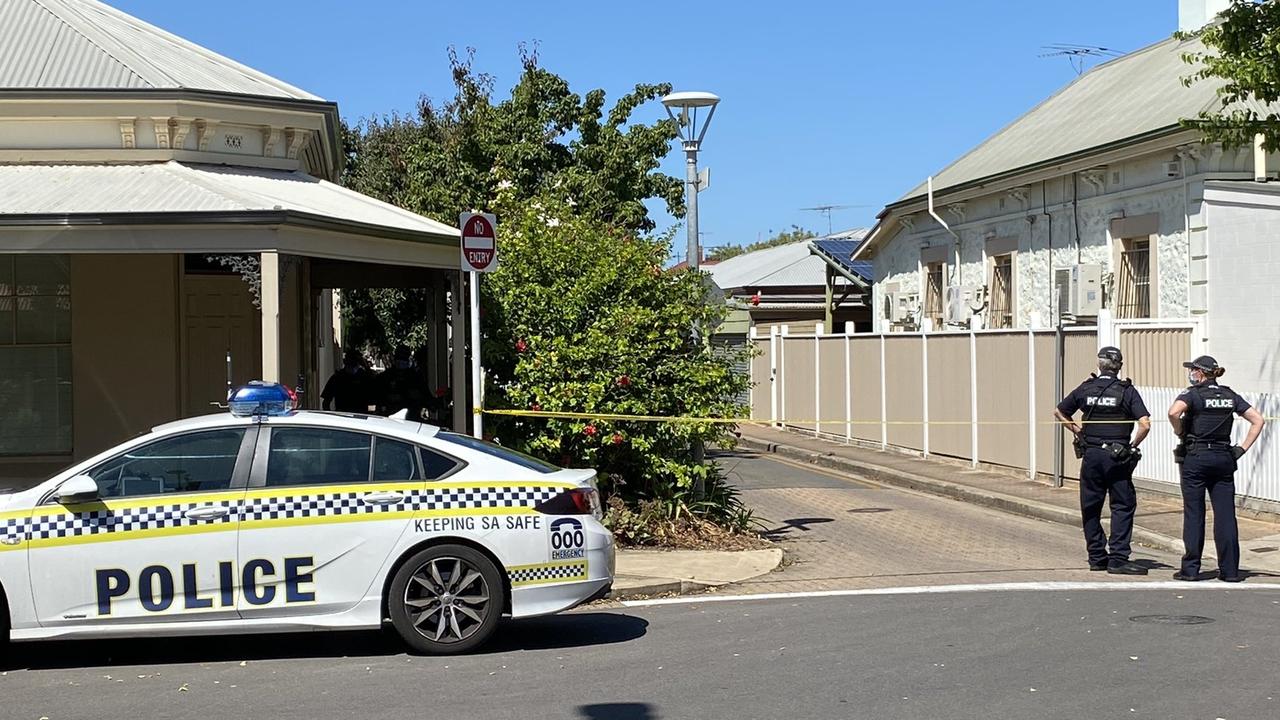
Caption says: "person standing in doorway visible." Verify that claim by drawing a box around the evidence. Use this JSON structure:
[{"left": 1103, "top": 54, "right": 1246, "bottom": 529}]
[
  {"left": 322, "top": 348, "right": 372, "bottom": 413},
  {"left": 378, "top": 345, "right": 426, "bottom": 421},
  {"left": 1168, "top": 356, "right": 1265, "bottom": 583},
  {"left": 1053, "top": 346, "right": 1152, "bottom": 575}
]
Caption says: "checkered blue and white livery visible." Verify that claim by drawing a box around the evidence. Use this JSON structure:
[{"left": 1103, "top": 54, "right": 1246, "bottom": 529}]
[{"left": 12, "top": 484, "right": 567, "bottom": 543}]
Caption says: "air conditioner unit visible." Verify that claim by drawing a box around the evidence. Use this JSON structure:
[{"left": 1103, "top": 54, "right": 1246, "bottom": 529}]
[
  {"left": 887, "top": 291, "right": 919, "bottom": 324},
  {"left": 1054, "top": 264, "right": 1102, "bottom": 319},
  {"left": 945, "top": 285, "right": 985, "bottom": 326}
]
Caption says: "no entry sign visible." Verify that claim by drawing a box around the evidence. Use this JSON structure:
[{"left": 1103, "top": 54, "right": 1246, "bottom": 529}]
[{"left": 460, "top": 212, "right": 498, "bottom": 272}]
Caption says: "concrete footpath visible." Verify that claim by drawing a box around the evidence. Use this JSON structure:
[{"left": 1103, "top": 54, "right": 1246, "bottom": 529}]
[
  {"left": 609, "top": 547, "right": 783, "bottom": 599},
  {"left": 737, "top": 424, "right": 1280, "bottom": 575}
]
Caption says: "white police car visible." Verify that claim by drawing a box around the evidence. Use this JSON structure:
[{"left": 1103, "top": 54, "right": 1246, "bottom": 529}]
[{"left": 0, "top": 382, "right": 614, "bottom": 654}]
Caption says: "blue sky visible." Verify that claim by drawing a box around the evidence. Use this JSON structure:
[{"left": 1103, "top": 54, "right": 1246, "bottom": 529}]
[{"left": 113, "top": 0, "right": 1177, "bottom": 251}]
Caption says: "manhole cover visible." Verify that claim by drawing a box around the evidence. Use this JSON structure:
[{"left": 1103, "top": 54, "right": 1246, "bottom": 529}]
[{"left": 1129, "top": 615, "right": 1215, "bottom": 625}]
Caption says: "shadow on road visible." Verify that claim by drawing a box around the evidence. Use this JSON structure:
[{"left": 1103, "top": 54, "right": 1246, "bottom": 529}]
[
  {"left": 3, "top": 612, "right": 649, "bottom": 671},
  {"left": 578, "top": 703, "right": 659, "bottom": 720},
  {"left": 763, "top": 517, "right": 834, "bottom": 539}
]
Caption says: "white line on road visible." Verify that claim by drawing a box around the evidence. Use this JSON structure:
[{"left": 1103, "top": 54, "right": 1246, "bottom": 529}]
[{"left": 620, "top": 580, "right": 1280, "bottom": 608}]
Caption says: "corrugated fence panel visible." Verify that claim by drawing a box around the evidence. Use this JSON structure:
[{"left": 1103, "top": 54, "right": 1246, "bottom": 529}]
[
  {"left": 975, "top": 332, "right": 1030, "bottom": 469},
  {"left": 750, "top": 338, "right": 771, "bottom": 421},
  {"left": 782, "top": 336, "right": 816, "bottom": 431},
  {"left": 1132, "top": 386, "right": 1181, "bottom": 488},
  {"left": 1236, "top": 390, "right": 1280, "bottom": 504},
  {"left": 884, "top": 336, "right": 924, "bottom": 450},
  {"left": 850, "top": 337, "right": 882, "bottom": 442},
  {"left": 1033, "top": 333, "right": 1059, "bottom": 478},
  {"left": 1118, "top": 327, "right": 1192, "bottom": 387},
  {"left": 926, "top": 334, "right": 971, "bottom": 459},
  {"left": 817, "top": 337, "right": 848, "bottom": 437}
]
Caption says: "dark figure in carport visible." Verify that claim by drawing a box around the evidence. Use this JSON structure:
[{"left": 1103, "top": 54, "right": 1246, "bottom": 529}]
[
  {"left": 1053, "top": 346, "right": 1152, "bottom": 575},
  {"left": 1168, "top": 356, "right": 1265, "bottom": 583}
]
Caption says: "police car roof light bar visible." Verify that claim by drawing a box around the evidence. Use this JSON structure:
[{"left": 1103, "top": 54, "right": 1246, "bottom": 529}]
[{"left": 228, "top": 381, "right": 295, "bottom": 418}]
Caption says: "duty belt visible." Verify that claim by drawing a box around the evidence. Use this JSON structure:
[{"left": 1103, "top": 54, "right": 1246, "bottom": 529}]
[
  {"left": 1186, "top": 440, "right": 1233, "bottom": 452},
  {"left": 1082, "top": 440, "right": 1129, "bottom": 450}
]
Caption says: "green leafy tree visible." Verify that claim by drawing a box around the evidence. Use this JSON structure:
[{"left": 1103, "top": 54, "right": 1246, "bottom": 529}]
[
  {"left": 707, "top": 226, "right": 817, "bottom": 262},
  {"left": 1179, "top": 0, "right": 1280, "bottom": 149},
  {"left": 341, "top": 47, "right": 686, "bottom": 355},
  {"left": 483, "top": 191, "right": 751, "bottom": 509}
]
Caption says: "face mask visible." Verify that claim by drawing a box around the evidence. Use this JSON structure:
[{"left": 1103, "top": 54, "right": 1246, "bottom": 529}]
[{"left": 1188, "top": 371, "right": 1200, "bottom": 386}]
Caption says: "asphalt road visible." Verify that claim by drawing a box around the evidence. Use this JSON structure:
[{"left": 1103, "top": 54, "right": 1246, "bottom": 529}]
[{"left": 5, "top": 587, "right": 1280, "bottom": 720}]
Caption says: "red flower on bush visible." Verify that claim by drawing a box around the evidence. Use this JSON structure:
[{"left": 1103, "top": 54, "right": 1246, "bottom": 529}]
[
  {"left": 611, "top": 433, "right": 624, "bottom": 446},
  {"left": 515, "top": 339, "right": 528, "bottom": 353},
  {"left": 617, "top": 375, "right": 631, "bottom": 387},
  {"left": 530, "top": 402, "right": 542, "bottom": 412},
  {"left": 583, "top": 425, "right": 599, "bottom": 437}
]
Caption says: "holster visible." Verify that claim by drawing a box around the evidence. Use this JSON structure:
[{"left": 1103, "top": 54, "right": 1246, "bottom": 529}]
[
  {"left": 1072, "top": 436, "right": 1085, "bottom": 460},
  {"left": 1173, "top": 441, "right": 1186, "bottom": 465}
]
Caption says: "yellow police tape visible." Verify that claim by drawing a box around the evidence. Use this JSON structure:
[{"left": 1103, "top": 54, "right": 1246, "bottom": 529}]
[{"left": 478, "top": 408, "right": 1280, "bottom": 425}]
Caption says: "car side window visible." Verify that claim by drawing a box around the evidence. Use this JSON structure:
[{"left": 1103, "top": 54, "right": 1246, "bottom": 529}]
[
  {"left": 266, "top": 428, "right": 372, "bottom": 487},
  {"left": 419, "top": 446, "right": 461, "bottom": 481},
  {"left": 89, "top": 429, "right": 246, "bottom": 499},
  {"left": 372, "top": 437, "right": 421, "bottom": 482}
]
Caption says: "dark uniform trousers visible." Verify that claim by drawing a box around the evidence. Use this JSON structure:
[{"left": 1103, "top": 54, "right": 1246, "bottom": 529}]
[
  {"left": 1180, "top": 449, "right": 1240, "bottom": 578},
  {"left": 1079, "top": 446, "right": 1137, "bottom": 565}
]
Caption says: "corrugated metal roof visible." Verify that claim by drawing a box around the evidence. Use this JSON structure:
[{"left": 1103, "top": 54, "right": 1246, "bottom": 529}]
[
  {"left": 709, "top": 230, "right": 869, "bottom": 290},
  {"left": 0, "top": 0, "right": 320, "bottom": 100},
  {"left": 897, "top": 34, "right": 1255, "bottom": 202},
  {"left": 0, "top": 161, "right": 457, "bottom": 237}
]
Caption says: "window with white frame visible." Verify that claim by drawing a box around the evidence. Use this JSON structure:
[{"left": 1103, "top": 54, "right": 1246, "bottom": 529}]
[
  {"left": 1116, "top": 237, "right": 1152, "bottom": 319},
  {"left": 0, "top": 255, "right": 72, "bottom": 456},
  {"left": 988, "top": 253, "right": 1014, "bottom": 329},
  {"left": 923, "top": 261, "right": 945, "bottom": 327}
]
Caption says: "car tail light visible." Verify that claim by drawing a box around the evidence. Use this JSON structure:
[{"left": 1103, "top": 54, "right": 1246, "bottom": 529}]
[{"left": 536, "top": 487, "right": 602, "bottom": 520}]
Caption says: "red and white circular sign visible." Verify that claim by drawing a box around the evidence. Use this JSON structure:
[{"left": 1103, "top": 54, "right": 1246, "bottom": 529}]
[{"left": 460, "top": 212, "right": 498, "bottom": 272}]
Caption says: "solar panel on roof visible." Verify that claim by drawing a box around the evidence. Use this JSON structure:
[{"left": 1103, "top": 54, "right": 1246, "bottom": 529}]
[{"left": 811, "top": 239, "right": 871, "bottom": 282}]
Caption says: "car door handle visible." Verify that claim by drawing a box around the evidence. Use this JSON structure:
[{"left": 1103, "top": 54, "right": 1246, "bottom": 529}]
[
  {"left": 362, "top": 492, "right": 405, "bottom": 505},
  {"left": 185, "top": 505, "right": 230, "bottom": 521}
]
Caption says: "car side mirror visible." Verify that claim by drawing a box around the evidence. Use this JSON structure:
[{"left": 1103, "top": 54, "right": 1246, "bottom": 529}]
[{"left": 56, "top": 474, "right": 100, "bottom": 504}]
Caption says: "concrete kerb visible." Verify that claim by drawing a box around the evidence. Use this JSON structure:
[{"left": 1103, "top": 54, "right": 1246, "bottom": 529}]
[{"left": 737, "top": 436, "right": 1188, "bottom": 556}]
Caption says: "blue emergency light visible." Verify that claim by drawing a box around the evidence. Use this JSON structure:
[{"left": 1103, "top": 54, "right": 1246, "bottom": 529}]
[{"left": 228, "top": 381, "right": 295, "bottom": 417}]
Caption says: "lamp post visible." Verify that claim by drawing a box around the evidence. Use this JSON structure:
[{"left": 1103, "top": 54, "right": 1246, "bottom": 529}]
[{"left": 662, "top": 91, "right": 720, "bottom": 269}]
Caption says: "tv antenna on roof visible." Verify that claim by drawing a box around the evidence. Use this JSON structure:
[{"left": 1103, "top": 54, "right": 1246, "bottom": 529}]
[
  {"left": 800, "top": 204, "right": 875, "bottom": 235},
  {"left": 1039, "top": 43, "right": 1123, "bottom": 76}
]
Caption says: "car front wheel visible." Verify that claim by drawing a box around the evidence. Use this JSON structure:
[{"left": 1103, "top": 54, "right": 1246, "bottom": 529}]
[{"left": 388, "top": 544, "right": 505, "bottom": 655}]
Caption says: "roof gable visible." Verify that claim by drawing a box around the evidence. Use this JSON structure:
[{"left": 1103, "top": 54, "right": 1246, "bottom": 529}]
[{"left": 0, "top": 0, "right": 320, "bottom": 100}]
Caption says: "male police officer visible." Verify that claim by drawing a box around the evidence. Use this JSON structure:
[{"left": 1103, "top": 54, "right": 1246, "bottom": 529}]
[{"left": 1053, "top": 346, "right": 1152, "bottom": 575}]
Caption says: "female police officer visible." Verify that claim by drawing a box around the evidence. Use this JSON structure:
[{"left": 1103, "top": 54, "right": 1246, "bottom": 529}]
[{"left": 1168, "top": 356, "right": 1265, "bottom": 582}]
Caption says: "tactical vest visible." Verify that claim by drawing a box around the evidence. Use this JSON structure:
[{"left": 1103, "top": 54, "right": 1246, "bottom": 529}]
[
  {"left": 1186, "top": 383, "right": 1237, "bottom": 442},
  {"left": 1081, "top": 376, "right": 1132, "bottom": 441}
]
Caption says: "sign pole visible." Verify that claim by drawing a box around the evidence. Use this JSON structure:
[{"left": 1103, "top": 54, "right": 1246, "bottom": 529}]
[
  {"left": 459, "top": 212, "right": 497, "bottom": 440},
  {"left": 469, "top": 270, "right": 482, "bottom": 439}
]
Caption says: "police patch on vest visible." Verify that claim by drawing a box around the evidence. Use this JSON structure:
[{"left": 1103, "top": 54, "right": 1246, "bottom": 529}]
[
  {"left": 1205, "top": 398, "right": 1234, "bottom": 409},
  {"left": 1086, "top": 397, "right": 1119, "bottom": 407}
]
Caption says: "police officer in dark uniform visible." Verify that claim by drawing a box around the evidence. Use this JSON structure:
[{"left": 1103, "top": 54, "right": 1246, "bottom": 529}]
[
  {"left": 1053, "top": 346, "right": 1152, "bottom": 575},
  {"left": 1167, "top": 356, "right": 1265, "bottom": 582}
]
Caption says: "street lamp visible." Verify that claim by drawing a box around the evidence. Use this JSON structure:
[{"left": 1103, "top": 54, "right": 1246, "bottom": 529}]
[{"left": 662, "top": 91, "right": 720, "bottom": 269}]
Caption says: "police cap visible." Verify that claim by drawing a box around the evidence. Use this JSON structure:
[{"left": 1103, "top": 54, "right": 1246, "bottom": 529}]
[
  {"left": 1182, "top": 355, "right": 1220, "bottom": 373},
  {"left": 1097, "top": 346, "right": 1123, "bottom": 363}
]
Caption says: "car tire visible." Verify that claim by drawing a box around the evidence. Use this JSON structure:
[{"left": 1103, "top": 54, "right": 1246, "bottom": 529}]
[{"left": 388, "top": 544, "right": 505, "bottom": 655}]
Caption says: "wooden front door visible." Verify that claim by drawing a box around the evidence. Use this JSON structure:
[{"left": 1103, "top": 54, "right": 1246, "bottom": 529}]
[{"left": 183, "top": 276, "right": 260, "bottom": 416}]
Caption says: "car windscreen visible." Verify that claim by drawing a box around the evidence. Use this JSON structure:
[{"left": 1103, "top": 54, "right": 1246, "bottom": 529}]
[{"left": 435, "top": 432, "right": 559, "bottom": 474}]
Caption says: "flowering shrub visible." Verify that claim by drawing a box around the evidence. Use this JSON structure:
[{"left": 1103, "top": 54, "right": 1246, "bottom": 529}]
[{"left": 483, "top": 196, "right": 751, "bottom": 513}]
